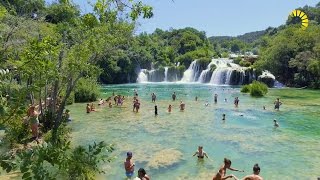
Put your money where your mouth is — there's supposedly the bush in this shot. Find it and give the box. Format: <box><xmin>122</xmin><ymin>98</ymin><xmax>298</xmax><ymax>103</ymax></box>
<box><xmin>74</xmin><ymin>78</ymin><xmax>100</xmax><ymax>103</ymax></box>
<box><xmin>241</xmin><ymin>81</ymin><xmax>268</xmax><ymax>97</ymax></box>
<box><xmin>240</xmin><ymin>84</ymin><xmax>250</xmax><ymax>93</ymax></box>
<box><xmin>239</xmin><ymin>60</ymin><xmax>251</xmax><ymax>67</ymax></box>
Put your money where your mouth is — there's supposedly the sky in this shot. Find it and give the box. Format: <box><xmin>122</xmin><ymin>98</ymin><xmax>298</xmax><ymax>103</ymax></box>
<box><xmin>47</xmin><ymin>0</ymin><xmax>319</xmax><ymax>36</ymax></box>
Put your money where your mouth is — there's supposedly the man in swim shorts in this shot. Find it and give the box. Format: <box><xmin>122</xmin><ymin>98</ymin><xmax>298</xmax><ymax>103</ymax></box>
<box><xmin>124</xmin><ymin>151</ymin><xmax>135</xmax><ymax>178</ymax></box>
<box><xmin>234</xmin><ymin>163</ymin><xmax>263</xmax><ymax>180</ymax></box>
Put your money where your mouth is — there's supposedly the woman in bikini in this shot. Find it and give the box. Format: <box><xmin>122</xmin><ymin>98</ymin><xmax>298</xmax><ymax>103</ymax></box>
<box><xmin>193</xmin><ymin>146</ymin><xmax>209</xmax><ymax>159</ymax></box>
<box><xmin>212</xmin><ymin>158</ymin><xmax>244</xmax><ymax>180</ymax></box>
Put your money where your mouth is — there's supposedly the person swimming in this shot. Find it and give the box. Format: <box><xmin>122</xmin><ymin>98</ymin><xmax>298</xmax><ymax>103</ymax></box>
<box><xmin>212</xmin><ymin>158</ymin><xmax>244</xmax><ymax>180</ymax></box>
<box><xmin>234</xmin><ymin>163</ymin><xmax>263</xmax><ymax>180</ymax></box>
<box><xmin>193</xmin><ymin>146</ymin><xmax>209</xmax><ymax>159</ymax></box>
<box><xmin>274</xmin><ymin>119</ymin><xmax>279</xmax><ymax>127</ymax></box>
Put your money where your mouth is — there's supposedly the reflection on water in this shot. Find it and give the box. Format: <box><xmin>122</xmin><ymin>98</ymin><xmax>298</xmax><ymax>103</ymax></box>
<box><xmin>67</xmin><ymin>84</ymin><xmax>320</xmax><ymax>179</ymax></box>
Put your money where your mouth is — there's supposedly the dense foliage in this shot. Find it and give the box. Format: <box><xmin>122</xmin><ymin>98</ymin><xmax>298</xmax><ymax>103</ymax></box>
<box><xmin>74</xmin><ymin>78</ymin><xmax>100</xmax><ymax>103</ymax></box>
<box><xmin>0</xmin><ymin>0</ymin><xmax>153</xmax><ymax>179</ymax></box>
<box><xmin>241</xmin><ymin>81</ymin><xmax>268</xmax><ymax>97</ymax></box>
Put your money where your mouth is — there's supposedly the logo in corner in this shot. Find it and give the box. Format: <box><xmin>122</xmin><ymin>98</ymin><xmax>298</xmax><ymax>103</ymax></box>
<box><xmin>290</xmin><ymin>10</ymin><xmax>309</xmax><ymax>30</ymax></box>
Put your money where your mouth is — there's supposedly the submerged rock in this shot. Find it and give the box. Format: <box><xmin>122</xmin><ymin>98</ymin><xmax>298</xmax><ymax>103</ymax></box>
<box><xmin>146</xmin><ymin>149</ymin><xmax>183</xmax><ymax>169</ymax></box>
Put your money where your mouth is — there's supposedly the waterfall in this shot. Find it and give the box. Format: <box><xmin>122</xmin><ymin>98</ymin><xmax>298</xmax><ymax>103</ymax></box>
<box><xmin>137</xmin><ymin>69</ymin><xmax>148</xmax><ymax>83</ymax></box>
<box><xmin>181</xmin><ymin>60</ymin><xmax>201</xmax><ymax>82</ymax></box>
<box><xmin>164</xmin><ymin>67</ymin><xmax>168</xmax><ymax>82</ymax></box>
<box><xmin>198</xmin><ymin>61</ymin><xmax>214</xmax><ymax>83</ymax></box>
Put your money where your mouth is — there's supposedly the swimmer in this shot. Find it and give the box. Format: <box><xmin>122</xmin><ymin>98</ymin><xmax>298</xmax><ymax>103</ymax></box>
<box><xmin>212</xmin><ymin>158</ymin><xmax>244</xmax><ymax>180</ymax></box>
<box><xmin>274</xmin><ymin>119</ymin><xmax>279</xmax><ymax>127</ymax></box>
<box><xmin>234</xmin><ymin>163</ymin><xmax>263</xmax><ymax>180</ymax></box>
<box><xmin>151</xmin><ymin>93</ymin><xmax>156</xmax><ymax>102</ymax></box>
<box><xmin>155</xmin><ymin>105</ymin><xmax>158</xmax><ymax>116</ymax></box>
<box><xmin>172</xmin><ymin>92</ymin><xmax>176</xmax><ymax>101</ymax></box>
<box><xmin>274</xmin><ymin>98</ymin><xmax>282</xmax><ymax>110</ymax></box>
<box><xmin>234</xmin><ymin>97</ymin><xmax>239</xmax><ymax>108</ymax></box>
<box><xmin>124</xmin><ymin>152</ymin><xmax>135</xmax><ymax>179</ymax></box>
<box><xmin>180</xmin><ymin>101</ymin><xmax>185</xmax><ymax>111</ymax></box>
<box><xmin>136</xmin><ymin>168</ymin><xmax>150</xmax><ymax>180</ymax></box>
<box><xmin>86</xmin><ymin>104</ymin><xmax>91</xmax><ymax>113</ymax></box>
<box><xmin>222</xmin><ymin>114</ymin><xmax>226</xmax><ymax>120</ymax></box>
<box><xmin>168</xmin><ymin>104</ymin><xmax>172</xmax><ymax>113</ymax></box>
<box><xmin>193</xmin><ymin>146</ymin><xmax>209</xmax><ymax>159</ymax></box>
<box><xmin>214</xmin><ymin>94</ymin><xmax>218</xmax><ymax>103</ymax></box>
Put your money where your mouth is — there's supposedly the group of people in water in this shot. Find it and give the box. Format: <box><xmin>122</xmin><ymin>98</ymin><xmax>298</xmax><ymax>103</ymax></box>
<box><xmin>84</xmin><ymin>88</ymin><xmax>283</xmax><ymax>179</ymax></box>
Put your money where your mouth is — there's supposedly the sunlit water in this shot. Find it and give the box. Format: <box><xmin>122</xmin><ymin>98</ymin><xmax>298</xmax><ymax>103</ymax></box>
<box><xmin>66</xmin><ymin>84</ymin><xmax>320</xmax><ymax>179</ymax></box>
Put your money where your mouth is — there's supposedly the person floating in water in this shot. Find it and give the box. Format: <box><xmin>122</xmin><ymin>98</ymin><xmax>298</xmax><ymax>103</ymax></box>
<box><xmin>234</xmin><ymin>97</ymin><xmax>239</xmax><ymax>108</ymax></box>
<box><xmin>154</xmin><ymin>105</ymin><xmax>158</xmax><ymax>116</ymax></box>
<box><xmin>274</xmin><ymin>119</ymin><xmax>279</xmax><ymax>127</ymax></box>
<box><xmin>193</xmin><ymin>146</ymin><xmax>209</xmax><ymax>159</ymax></box>
<box><xmin>274</xmin><ymin>98</ymin><xmax>282</xmax><ymax>110</ymax></box>
<box><xmin>168</xmin><ymin>104</ymin><xmax>172</xmax><ymax>113</ymax></box>
<box><xmin>212</xmin><ymin>158</ymin><xmax>244</xmax><ymax>180</ymax></box>
<box><xmin>214</xmin><ymin>94</ymin><xmax>218</xmax><ymax>103</ymax></box>
<box><xmin>180</xmin><ymin>101</ymin><xmax>185</xmax><ymax>111</ymax></box>
<box><xmin>172</xmin><ymin>92</ymin><xmax>176</xmax><ymax>101</ymax></box>
<box><xmin>151</xmin><ymin>93</ymin><xmax>156</xmax><ymax>103</ymax></box>
<box><xmin>222</xmin><ymin>114</ymin><xmax>226</xmax><ymax>120</ymax></box>
<box><xmin>124</xmin><ymin>152</ymin><xmax>135</xmax><ymax>179</ymax></box>
<box><xmin>234</xmin><ymin>163</ymin><xmax>263</xmax><ymax>180</ymax></box>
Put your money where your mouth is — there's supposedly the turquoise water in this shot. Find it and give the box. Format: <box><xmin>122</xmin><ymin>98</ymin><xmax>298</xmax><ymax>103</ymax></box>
<box><xmin>68</xmin><ymin>83</ymin><xmax>320</xmax><ymax>180</ymax></box>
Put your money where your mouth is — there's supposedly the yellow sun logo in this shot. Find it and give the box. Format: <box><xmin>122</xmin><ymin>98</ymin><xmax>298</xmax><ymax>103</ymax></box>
<box><xmin>290</xmin><ymin>10</ymin><xmax>309</xmax><ymax>30</ymax></box>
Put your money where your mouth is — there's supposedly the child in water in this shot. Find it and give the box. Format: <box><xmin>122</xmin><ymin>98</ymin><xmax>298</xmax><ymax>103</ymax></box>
<box><xmin>168</xmin><ymin>104</ymin><xmax>172</xmax><ymax>113</ymax></box>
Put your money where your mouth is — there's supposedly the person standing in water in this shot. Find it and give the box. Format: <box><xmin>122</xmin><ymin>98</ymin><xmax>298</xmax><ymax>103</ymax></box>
<box><xmin>274</xmin><ymin>98</ymin><xmax>282</xmax><ymax>110</ymax></box>
<box><xmin>214</xmin><ymin>94</ymin><xmax>218</xmax><ymax>103</ymax></box>
<box><xmin>274</xmin><ymin>119</ymin><xmax>279</xmax><ymax>127</ymax></box>
<box><xmin>234</xmin><ymin>97</ymin><xmax>239</xmax><ymax>108</ymax></box>
<box><xmin>180</xmin><ymin>101</ymin><xmax>185</xmax><ymax>111</ymax></box>
<box><xmin>154</xmin><ymin>105</ymin><xmax>158</xmax><ymax>116</ymax></box>
<box><xmin>193</xmin><ymin>146</ymin><xmax>209</xmax><ymax>159</ymax></box>
<box><xmin>86</xmin><ymin>104</ymin><xmax>91</xmax><ymax>113</ymax></box>
<box><xmin>212</xmin><ymin>158</ymin><xmax>244</xmax><ymax>180</ymax></box>
<box><xmin>222</xmin><ymin>114</ymin><xmax>226</xmax><ymax>120</ymax></box>
<box><xmin>124</xmin><ymin>152</ymin><xmax>135</xmax><ymax>179</ymax></box>
<box><xmin>168</xmin><ymin>104</ymin><xmax>172</xmax><ymax>113</ymax></box>
<box><xmin>234</xmin><ymin>163</ymin><xmax>263</xmax><ymax>180</ymax></box>
<box><xmin>172</xmin><ymin>92</ymin><xmax>176</xmax><ymax>101</ymax></box>
<box><xmin>151</xmin><ymin>93</ymin><xmax>156</xmax><ymax>103</ymax></box>
<box><xmin>195</xmin><ymin>96</ymin><xmax>198</xmax><ymax>101</ymax></box>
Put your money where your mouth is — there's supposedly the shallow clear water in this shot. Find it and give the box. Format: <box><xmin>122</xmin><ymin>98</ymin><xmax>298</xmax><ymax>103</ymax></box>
<box><xmin>67</xmin><ymin>83</ymin><xmax>320</xmax><ymax>180</ymax></box>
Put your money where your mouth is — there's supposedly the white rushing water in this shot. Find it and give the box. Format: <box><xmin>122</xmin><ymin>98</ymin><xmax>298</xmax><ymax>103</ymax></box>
<box><xmin>164</xmin><ymin>67</ymin><xmax>168</xmax><ymax>82</ymax></box>
<box><xmin>137</xmin><ymin>69</ymin><xmax>148</xmax><ymax>83</ymax></box>
<box><xmin>136</xmin><ymin>58</ymin><xmax>267</xmax><ymax>85</ymax></box>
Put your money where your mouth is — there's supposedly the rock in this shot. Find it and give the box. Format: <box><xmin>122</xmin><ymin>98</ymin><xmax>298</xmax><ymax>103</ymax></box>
<box><xmin>146</xmin><ymin>149</ymin><xmax>183</xmax><ymax>169</ymax></box>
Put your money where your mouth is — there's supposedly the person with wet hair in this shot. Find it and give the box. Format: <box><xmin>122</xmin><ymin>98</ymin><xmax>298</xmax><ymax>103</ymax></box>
<box><xmin>135</xmin><ymin>168</ymin><xmax>150</xmax><ymax>180</ymax></box>
<box><xmin>212</xmin><ymin>158</ymin><xmax>244</xmax><ymax>180</ymax></box>
<box><xmin>234</xmin><ymin>163</ymin><xmax>263</xmax><ymax>180</ymax></box>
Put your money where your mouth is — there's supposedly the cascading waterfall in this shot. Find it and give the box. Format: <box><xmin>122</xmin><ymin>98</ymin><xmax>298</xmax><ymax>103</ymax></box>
<box><xmin>181</xmin><ymin>60</ymin><xmax>201</xmax><ymax>82</ymax></box>
<box><xmin>137</xmin><ymin>69</ymin><xmax>148</xmax><ymax>83</ymax></box>
<box><xmin>164</xmin><ymin>67</ymin><xmax>168</xmax><ymax>82</ymax></box>
<box><xmin>136</xmin><ymin>58</ymin><xmax>274</xmax><ymax>85</ymax></box>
